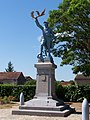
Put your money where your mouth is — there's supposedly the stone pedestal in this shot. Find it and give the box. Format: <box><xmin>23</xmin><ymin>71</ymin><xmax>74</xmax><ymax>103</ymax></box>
<box><xmin>12</xmin><ymin>61</ymin><xmax>75</xmax><ymax>117</ymax></box>
<box><xmin>35</xmin><ymin>62</ymin><xmax>57</xmax><ymax>99</ymax></box>
<box><xmin>24</xmin><ymin>62</ymin><xmax>63</xmax><ymax>107</ymax></box>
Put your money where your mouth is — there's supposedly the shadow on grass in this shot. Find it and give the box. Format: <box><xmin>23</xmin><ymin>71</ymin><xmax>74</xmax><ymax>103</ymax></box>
<box><xmin>75</xmin><ymin>112</ymin><xmax>82</xmax><ymax>114</ymax></box>
<box><xmin>73</xmin><ymin>111</ymin><xmax>90</xmax><ymax>115</ymax></box>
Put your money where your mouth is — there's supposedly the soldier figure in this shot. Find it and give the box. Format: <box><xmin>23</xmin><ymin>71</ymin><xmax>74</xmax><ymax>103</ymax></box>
<box><xmin>31</xmin><ymin>9</ymin><xmax>55</xmax><ymax>63</ymax></box>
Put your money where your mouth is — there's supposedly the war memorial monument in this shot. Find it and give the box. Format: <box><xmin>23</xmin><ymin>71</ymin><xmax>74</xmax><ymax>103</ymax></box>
<box><xmin>12</xmin><ymin>9</ymin><xmax>75</xmax><ymax>117</ymax></box>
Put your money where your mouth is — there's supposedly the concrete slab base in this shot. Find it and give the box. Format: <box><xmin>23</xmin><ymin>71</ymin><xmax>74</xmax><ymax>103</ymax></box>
<box><xmin>12</xmin><ymin>98</ymin><xmax>75</xmax><ymax>117</ymax></box>
<box><xmin>12</xmin><ymin>106</ymin><xmax>75</xmax><ymax>117</ymax></box>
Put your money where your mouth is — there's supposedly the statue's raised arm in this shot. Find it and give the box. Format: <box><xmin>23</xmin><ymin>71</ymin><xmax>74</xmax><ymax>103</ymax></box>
<box><xmin>31</xmin><ymin>9</ymin><xmax>46</xmax><ymax>30</ymax></box>
<box><xmin>34</xmin><ymin>17</ymin><xmax>43</xmax><ymax>30</ymax></box>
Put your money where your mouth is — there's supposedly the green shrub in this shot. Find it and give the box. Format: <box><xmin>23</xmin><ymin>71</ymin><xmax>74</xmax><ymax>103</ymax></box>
<box><xmin>2</xmin><ymin>96</ymin><xmax>10</xmax><ymax>104</ymax></box>
<box><xmin>0</xmin><ymin>96</ymin><xmax>15</xmax><ymax>104</ymax></box>
<box><xmin>64</xmin><ymin>85</ymin><xmax>84</xmax><ymax>102</ymax></box>
<box><xmin>0</xmin><ymin>84</ymin><xmax>90</xmax><ymax>102</ymax></box>
<box><xmin>12</xmin><ymin>85</ymin><xmax>36</xmax><ymax>101</ymax></box>
<box><xmin>56</xmin><ymin>85</ymin><xmax>90</xmax><ymax>102</ymax></box>
<box><xmin>0</xmin><ymin>85</ymin><xmax>36</xmax><ymax>102</ymax></box>
<box><xmin>24</xmin><ymin>80</ymin><xmax>36</xmax><ymax>85</ymax></box>
<box><xmin>55</xmin><ymin>84</ymin><xmax>66</xmax><ymax>101</ymax></box>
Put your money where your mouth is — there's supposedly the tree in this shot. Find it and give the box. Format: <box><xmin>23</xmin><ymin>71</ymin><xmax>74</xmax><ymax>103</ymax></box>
<box><xmin>48</xmin><ymin>0</ymin><xmax>90</xmax><ymax>76</ymax></box>
<box><xmin>5</xmin><ymin>61</ymin><xmax>15</xmax><ymax>72</ymax></box>
<box><xmin>24</xmin><ymin>80</ymin><xmax>36</xmax><ymax>85</ymax></box>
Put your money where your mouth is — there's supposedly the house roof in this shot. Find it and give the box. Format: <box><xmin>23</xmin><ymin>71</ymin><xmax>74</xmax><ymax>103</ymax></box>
<box><xmin>60</xmin><ymin>81</ymin><xmax>71</xmax><ymax>86</ymax></box>
<box><xmin>0</xmin><ymin>72</ymin><xmax>22</xmax><ymax>80</ymax></box>
<box><xmin>25</xmin><ymin>76</ymin><xmax>32</xmax><ymax>80</ymax></box>
<box><xmin>75</xmin><ymin>74</ymin><xmax>90</xmax><ymax>80</ymax></box>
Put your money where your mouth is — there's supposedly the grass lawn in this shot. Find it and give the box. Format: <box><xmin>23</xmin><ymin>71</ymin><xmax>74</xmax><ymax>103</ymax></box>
<box><xmin>0</xmin><ymin>102</ymin><xmax>19</xmax><ymax>109</ymax></box>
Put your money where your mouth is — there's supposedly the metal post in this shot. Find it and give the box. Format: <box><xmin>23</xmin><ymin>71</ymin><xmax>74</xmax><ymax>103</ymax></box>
<box><xmin>82</xmin><ymin>98</ymin><xmax>89</xmax><ymax>120</ymax></box>
<box><xmin>20</xmin><ymin>92</ymin><xmax>24</xmax><ymax>105</ymax></box>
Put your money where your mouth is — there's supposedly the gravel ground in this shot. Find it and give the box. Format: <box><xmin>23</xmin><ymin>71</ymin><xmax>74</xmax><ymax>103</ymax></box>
<box><xmin>0</xmin><ymin>108</ymin><xmax>82</xmax><ymax>120</ymax></box>
<box><xmin>0</xmin><ymin>102</ymin><xmax>82</xmax><ymax>120</ymax></box>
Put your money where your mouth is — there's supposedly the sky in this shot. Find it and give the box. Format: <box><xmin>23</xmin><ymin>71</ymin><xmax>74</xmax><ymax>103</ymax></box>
<box><xmin>0</xmin><ymin>0</ymin><xmax>75</xmax><ymax>81</ymax></box>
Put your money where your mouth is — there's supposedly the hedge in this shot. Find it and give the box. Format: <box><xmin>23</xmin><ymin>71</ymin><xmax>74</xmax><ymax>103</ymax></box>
<box><xmin>0</xmin><ymin>84</ymin><xmax>36</xmax><ymax>101</ymax></box>
<box><xmin>0</xmin><ymin>84</ymin><xmax>90</xmax><ymax>102</ymax></box>
<box><xmin>56</xmin><ymin>84</ymin><xmax>90</xmax><ymax>102</ymax></box>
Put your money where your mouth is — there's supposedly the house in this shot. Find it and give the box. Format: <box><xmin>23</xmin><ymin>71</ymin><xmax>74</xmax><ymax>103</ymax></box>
<box><xmin>25</xmin><ymin>76</ymin><xmax>32</xmax><ymax>81</ymax></box>
<box><xmin>74</xmin><ymin>74</ymin><xmax>90</xmax><ymax>85</ymax></box>
<box><xmin>0</xmin><ymin>72</ymin><xmax>26</xmax><ymax>85</ymax></box>
<box><xmin>60</xmin><ymin>81</ymin><xmax>72</xmax><ymax>86</ymax></box>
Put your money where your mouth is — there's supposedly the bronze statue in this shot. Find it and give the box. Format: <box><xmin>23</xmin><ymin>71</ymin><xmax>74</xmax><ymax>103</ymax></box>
<box><xmin>31</xmin><ymin>9</ymin><xmax>54</xmax><ymax>63</ymax></box>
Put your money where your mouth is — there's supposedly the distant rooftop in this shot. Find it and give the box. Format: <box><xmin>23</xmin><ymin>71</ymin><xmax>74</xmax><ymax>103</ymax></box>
<box><xmin>0</xmin><ymin>72</ymin><xmax>22</xmax><ymax>80</ymax></box>
<box><xmin>75</xmin><ymin>74</ymin><xmax>90</xmax><ymax>80</ymax></box>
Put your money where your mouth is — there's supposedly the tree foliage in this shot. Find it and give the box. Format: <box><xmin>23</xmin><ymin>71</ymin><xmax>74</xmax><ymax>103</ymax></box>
<box><xmin>24</xmin><ymin>80</ymin><xmax>36</xmax><ymax>85</ymax></box>
<box><xmin>5</xmin><ymin>61</ymin><xmax>15</xmax><ymax>72</ymax></box>
<box><xmin>48</xmin><ymin>0</ymin><xmax>90</xmax><ymax>76</ymax></box>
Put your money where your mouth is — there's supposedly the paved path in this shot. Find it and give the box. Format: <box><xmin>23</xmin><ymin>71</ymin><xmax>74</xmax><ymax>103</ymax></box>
<box><xmin>0</xmin><ymin>108</ymin><xmax>82</xmax><ymax>120</ymax></box>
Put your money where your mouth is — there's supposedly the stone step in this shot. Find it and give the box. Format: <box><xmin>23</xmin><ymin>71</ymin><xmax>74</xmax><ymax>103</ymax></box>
<box><xmin>19</xmin><ymin>104</ymin><xmax>69</xmax><ymax>111</ymax></box>
<box><xmin>12</xmin><ymin>108</ymin><xmax>75</xmax><ymax>117</ymax></box>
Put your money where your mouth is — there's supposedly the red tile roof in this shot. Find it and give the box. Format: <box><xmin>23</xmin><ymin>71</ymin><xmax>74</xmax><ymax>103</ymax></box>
<box><xmin>60</xmin><ymin>81</ymin><xmax>71</xmax><ymax>86</ymax></box>
<box><xmin>0</xmin><ymin>72</ymin><xmax>22</xmax><ymax>80</ymax></box>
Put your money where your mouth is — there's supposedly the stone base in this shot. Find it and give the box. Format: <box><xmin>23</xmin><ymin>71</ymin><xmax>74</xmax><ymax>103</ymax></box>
<box><xmin>12</xmin><ymin>106</ymin><xmax>75</xmax><ymax>117</ymax></box>
<box><xmin>12</xmin><ymin>97</ymin><xmax>75</xmax><ymax>117</ymax></box>
<box><xmin>24</xmin><ymin>97</ymin><xmax>64</xmax><ymax>107</ymax></box>
<box><xmin>12</xmin><ymin>109</ymin><xmax>75</xmax><ymax>117</ymax></box>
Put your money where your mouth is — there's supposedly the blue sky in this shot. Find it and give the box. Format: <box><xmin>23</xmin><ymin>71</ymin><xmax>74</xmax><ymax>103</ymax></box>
<box><xmin>0</xmin><ymin>0</ymin><xmax>75</xmax><ymax>81</ymax></box>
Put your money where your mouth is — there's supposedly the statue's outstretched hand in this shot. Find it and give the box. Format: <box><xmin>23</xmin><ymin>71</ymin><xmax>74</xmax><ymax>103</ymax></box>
<box><xmin>31</xmin><ymin>9</ymin><xmax>46</xmax><ymax>19</ymax></box>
